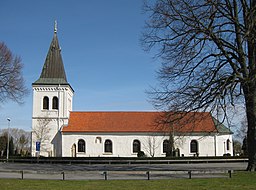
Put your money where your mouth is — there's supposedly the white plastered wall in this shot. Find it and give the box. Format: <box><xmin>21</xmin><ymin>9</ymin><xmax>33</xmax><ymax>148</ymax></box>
<box><xmin>31</xmin><ymin>85</ymin><xmax>73</xmax><ymax>157</ymax></box>
<box><xmin>62</xmin><ymin>132</ymin><xmax>233</xmax><ymax>157</ymax></box>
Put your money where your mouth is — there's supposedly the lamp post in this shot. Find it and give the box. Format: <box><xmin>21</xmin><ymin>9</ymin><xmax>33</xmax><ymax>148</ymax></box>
<box><xmin>7</xmin><ymin>118</ymin><xmax>10</xmax><ymax>162</ymax></box>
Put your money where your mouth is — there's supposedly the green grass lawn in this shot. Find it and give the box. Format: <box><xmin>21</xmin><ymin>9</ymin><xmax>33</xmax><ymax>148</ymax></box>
<box><xmin>1</xmin><ymin>172</ymin><xmax>255</xmax><ymax>190</ymax></box>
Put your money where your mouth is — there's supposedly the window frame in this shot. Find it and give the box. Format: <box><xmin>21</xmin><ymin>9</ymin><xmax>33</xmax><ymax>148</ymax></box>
<box><xmin>132</xmin><ymin>140</ymin><xmax>141</xmax><ymax>153</ymax></box>
<box><xmin>190</xmin><ymin>140</ymin><xmax>198</xmax><ymax>153</ymax></box>
<box><xmin>226</xmin><ymin>139</ymin><xmax>230</xmax><ymax>151</ymax></box>
<box><xmin>163</xmin><ymin>139</ymin><xmax>170</xmax><ymax>153</ymax></box>
<box><xmin>104</xmin><ymin>139</ymin><xmax>113</xmax><ymax>153</ymax></box>
<box><xmin>77</xmin><ymin>139</ymin><xmax>86</xmax><ymax>153</ymax></box>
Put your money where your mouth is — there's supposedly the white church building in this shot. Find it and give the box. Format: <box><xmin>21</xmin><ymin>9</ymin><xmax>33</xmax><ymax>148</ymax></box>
<box><xmin>31</xmin><ymin>26</ymin><xmax>233</xmax><ymax>158</ymax></box>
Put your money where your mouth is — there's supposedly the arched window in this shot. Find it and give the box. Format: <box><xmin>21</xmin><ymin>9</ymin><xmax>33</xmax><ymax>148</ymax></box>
<box><xmin>78</xmin><ymin>139</ymin><xmax>85</xmax><ymax>152</ymax></box>
<box><xmin>226</xmin><ymin>139</ymin><xmax>230</xmax><ymax>151</ymax></box>
<box><xmin>52</xmin><ymin>96</ymin><xmax>59</xmax><ymax>110</ymax></box>
<box><xmin>104</xmin><ymin>139</ymin><xmax>112</xmax><ymax>153</ymax></box>
<box><xmin>163</xmin><ymin>139</ymin><xmax>170</xmax><ymax>153</ymax></box>
<box><xmin>43</xmin><ymin>96</ymin><xmax>49</xmax><ymax>110</ymax></box>
<box><xmin>190</xmin><ymin>140</ymin><xmax>198</xmax><ymax>153</ymax></box>
<box><xmin>133</xmin><ymin>140</ymin><xmax>141</xmax><ymax>153</ymax></box>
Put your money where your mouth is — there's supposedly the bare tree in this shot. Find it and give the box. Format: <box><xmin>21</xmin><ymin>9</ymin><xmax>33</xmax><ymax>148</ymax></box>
<box><xmin>0</xmin><ymin>134</ymin><xmax>7</xmax><ymax>157</ymax></box>
<box><xmin>142</xmin><ymin>0</ymin><xmax>256</xmax><ymax>171</ymax></box>
<box><xmin>0</xmin><ymin>42</ymin><xmax>28</xmax><ymax>104</ymax></box>
<box><xmin>0</xmin><ymin>128</ymin><xmax>30</xmax><ymax>155</ymax></box>
<box><xmin>10</xmin><ymin>128</ymin><xmax>29</xmax><ymax>151</ymax></box>
<box><xmin>143</xmin><ymin>134</ymin><xmax>162</xmax><ymax>157</ymax></box>
<box><xmin>0</xmin><ymin>132</ymin><xmax>14</xmax><ymax>157</ymax></box>
<box><xmin>32</xmin><ymin>118</ymin><xmax>51</xmax><ymax>156</ymax></box>
<box><xmin>19</xmin><ymin>134</ymin><xmax>29</xmax><ymax>155</ymax></box>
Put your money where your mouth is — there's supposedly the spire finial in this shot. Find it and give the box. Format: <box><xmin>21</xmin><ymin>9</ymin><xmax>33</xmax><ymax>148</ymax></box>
<box><xmin>54</xmin><ymin>20</ymin><xmax>57</xmax><ymax>33</ymax></box>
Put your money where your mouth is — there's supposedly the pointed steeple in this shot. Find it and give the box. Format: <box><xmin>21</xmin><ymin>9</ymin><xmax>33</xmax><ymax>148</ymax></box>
<box><xmin>33</xmin><ymin>21</ymin><xmax>68</xmax><ymax>85</ymax></box>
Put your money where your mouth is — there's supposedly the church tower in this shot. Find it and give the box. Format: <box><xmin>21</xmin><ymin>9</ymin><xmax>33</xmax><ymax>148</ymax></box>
<box><xmin>31</xmin><ymin>22</ymin><xmax>74</xmax><ymax>157</ymax></box>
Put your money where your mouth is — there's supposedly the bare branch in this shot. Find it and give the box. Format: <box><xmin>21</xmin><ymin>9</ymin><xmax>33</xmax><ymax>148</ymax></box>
<box><xmin>0</xmin><ymin>42</ymin><xmax>28</xmax><ymax>104</ymax></box>
<box><xmin>142</xmin><ymin>0</ymin><xmax>256</xmax><ymax>170</ymax></box>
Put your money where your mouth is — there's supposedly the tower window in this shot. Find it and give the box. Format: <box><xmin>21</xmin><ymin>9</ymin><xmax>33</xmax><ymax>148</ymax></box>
<box><xmin>104</xmin><ymin>139</ymin><xmax>112</xmax><ymax>153</ymax></box>
<box><xmin>52</xmin><ymin>96</ymin><xmax>59</xmax><ymax>110</ymax></box>
<box><xmin>133</xmin><ymin>140</ymin><xmax>141</xmax><ymax>153</ymax></box>
<box><xmin>78</xmin><ymin>139</ymin><xmax>86</xmax><ymax>152</ymax></box>
<box><xmin>43</xmin><ymin>96</ymin><xmax>49</xmax><ymax>110</ymax></box>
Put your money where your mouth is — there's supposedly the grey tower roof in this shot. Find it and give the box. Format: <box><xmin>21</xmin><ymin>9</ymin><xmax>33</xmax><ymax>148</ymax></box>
<box><xmin>33</xmin><ymin>25</ymin><xmax>69</xmax><ymax>85</ymax></box>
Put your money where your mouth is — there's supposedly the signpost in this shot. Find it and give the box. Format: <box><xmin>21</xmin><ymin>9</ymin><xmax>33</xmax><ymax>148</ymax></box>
<box><xmin>36</xmin><ymin>141</ymin><xmax>41</xmax><ymax>152</ymax></box>
<box><xmin>36</xmin><ymin>141</ymin><xmax>41</xmax><ymax>161</ymax></box>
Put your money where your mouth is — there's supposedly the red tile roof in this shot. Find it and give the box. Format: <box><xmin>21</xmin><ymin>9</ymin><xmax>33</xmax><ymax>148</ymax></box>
<box><xmin>62</xmin><ymin>111</ymin><xmax>217</xmax><ymax>133</ymax></box>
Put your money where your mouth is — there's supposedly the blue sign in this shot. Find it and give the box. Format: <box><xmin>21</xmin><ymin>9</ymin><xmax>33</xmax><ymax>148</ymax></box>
<box><xmin>36</xmin><ymin>142</ymin><xmax>41</xmax><ymax>151</ymax></box>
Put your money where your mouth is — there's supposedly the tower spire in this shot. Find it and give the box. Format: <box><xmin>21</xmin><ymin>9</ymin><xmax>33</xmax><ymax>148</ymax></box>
<box><xmin>33</xmin><ymin>21</ymin><xmax>69</xmax><ymax>85</ymax></box>
<box><xmin>54</xmin><ymin>20</ymin><xmax>57</xmax><ymax>33</ymax></box>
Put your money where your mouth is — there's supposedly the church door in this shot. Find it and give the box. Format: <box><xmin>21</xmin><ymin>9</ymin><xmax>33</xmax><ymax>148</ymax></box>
<box><xmin>71</xmin><ymin>144</ymin><xmax>76</xmax><ymax>157</ymax></box>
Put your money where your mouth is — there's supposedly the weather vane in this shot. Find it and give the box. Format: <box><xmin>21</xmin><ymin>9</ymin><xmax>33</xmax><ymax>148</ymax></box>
<box><xmin>54</xmin><ymin>20</ymin><xmax>57</xmax><ymax>33</ymax></box>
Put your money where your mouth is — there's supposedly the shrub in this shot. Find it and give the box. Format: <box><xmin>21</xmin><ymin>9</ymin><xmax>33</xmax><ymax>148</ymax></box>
<box><xmin>137</xmin><ymin>151</ymin><xmax>146</xmax><ymax>158</ymax></box>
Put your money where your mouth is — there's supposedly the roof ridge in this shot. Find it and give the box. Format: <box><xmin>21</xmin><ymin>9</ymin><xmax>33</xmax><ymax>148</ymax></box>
<box><xmin>70</xmin><ymin>111</ymin><xmax>161</xmax><ymax>113</ymax></box>
<box><xmin>69</xmin><ymin>111</ymin><xmax>211</xmax><ymax>114</ymax></box>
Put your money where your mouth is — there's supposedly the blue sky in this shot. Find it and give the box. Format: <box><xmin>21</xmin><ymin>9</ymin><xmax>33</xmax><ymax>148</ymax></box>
<box><xmin>0</xmin><ymin>1</ymin><xmax>159</xmax><ymax>131</ymax></box>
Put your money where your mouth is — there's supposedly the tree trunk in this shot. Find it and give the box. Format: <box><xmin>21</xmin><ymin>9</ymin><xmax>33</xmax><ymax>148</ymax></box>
<box><xmin>166</xmin><ymin>132</ymin><xmax>174</xmax><ymax>157</ymax></box>
<box><xmin>244</xmin><ymin>6</ymin><xmax>256</xmax><ymax>169</ymax></box>
<box><xmin>244</xmin><ymin>85</ymin><xmax>256</xmax><ymax>171</ymax></box>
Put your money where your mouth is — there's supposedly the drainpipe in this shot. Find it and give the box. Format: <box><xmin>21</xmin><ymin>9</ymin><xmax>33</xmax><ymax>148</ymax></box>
<box><xmin>214</xmin><ymin>134</ymin><xmax>217</xmax><ymax>156</ymax></box>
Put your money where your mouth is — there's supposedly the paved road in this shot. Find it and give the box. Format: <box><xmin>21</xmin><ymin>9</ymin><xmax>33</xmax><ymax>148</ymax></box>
<box><xmin>0</xmin><ymin>162</ymin><xmax>247</xmax><ymax>171</ymax></box>
<box><xmin>0</xmin><ymin>162</ymin><xmax>247</xmax><ymax>180</ymax></box>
